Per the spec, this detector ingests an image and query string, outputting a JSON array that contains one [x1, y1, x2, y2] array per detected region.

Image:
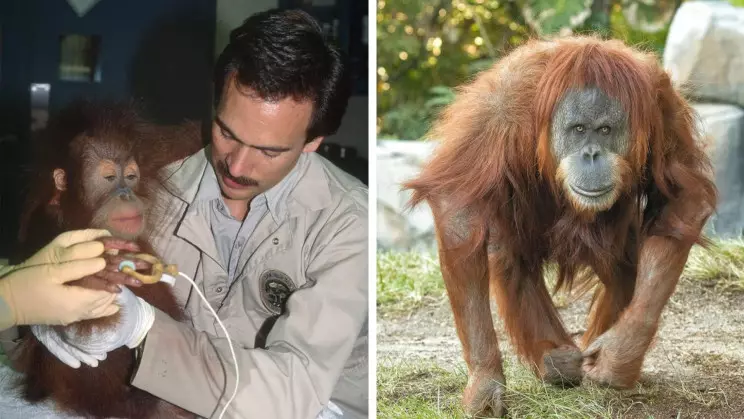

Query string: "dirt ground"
[[377, 280, 744, 418]]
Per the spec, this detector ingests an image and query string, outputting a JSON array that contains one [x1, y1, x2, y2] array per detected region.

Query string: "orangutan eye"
[[574, 124, 585, 133], [126, 174, 137, 181], [599, 126, 611, 135], [104, 175, 116, 182]]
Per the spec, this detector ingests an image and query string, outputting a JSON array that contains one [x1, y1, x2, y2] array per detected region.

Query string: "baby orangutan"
[[10, 100, 202, 419]]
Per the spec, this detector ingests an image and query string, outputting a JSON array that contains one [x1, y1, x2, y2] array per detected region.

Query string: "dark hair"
[[213, 9, 350, 142]]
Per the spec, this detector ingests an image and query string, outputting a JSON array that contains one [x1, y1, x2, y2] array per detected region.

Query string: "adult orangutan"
[[9, 100, 202, 419], [403, 35, 717, 417]]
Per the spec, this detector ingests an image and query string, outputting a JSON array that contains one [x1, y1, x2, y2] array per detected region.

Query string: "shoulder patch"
[[259, 270, 297, 315]]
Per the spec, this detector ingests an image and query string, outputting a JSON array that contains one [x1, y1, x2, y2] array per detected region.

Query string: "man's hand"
[[30, 322, 109, 368], [31, 285, 155, 368], [0, 260, 120, 327], [14, 229, 114, 269], [2, 229, 149, 294], [0, 229, 133, 327]]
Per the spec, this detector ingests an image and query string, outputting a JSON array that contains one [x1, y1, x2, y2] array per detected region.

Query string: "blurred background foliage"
[[376, 0, 744, 141]]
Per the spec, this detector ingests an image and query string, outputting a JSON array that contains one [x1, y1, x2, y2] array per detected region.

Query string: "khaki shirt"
[[130, 148, 369, 419]]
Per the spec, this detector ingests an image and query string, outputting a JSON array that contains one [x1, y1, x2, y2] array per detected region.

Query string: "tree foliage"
[[377, 0, 685, 141]]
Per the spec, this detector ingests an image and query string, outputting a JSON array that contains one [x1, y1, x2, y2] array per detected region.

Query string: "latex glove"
[[0, 257, 120, 327], [32, 285, 154, 368], [14, 229, 113, 270]]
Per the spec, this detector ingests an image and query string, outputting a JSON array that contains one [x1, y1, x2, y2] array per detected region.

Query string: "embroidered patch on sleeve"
[[259, 270, 297, 315]]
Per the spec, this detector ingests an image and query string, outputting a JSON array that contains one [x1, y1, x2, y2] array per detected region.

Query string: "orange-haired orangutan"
[[404, 36, 717, 417], [9, 100, 202, 419]]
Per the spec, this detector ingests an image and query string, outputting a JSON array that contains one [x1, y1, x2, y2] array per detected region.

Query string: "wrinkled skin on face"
[[55, 140, 146, 241], [209, 73, 324, 220], [551, 87, 631, 212], [50, 138, 149, 293]]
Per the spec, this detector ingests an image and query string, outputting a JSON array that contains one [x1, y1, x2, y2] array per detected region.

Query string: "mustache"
[[217, 160, 258, 187]]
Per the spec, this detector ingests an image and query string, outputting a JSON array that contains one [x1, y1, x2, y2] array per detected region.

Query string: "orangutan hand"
[[581, 320, 657, 388], [70, 237, 151, 293]]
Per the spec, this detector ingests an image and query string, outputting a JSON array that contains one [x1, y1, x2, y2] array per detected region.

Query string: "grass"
[[377, 357, 621, 419], [376, 239, 744, 418], [685, 239, 744, 291], [377, 355, 730, 419], [377, 239, 744, 317], [376, 251, 450, 317]]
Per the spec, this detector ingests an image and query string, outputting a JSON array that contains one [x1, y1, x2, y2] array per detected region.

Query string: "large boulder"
[[693, 103, 744, 238], [663, 1, 744, 108], [376, 139, 438, 251]]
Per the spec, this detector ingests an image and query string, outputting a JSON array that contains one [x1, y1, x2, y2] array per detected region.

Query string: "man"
[[30, 8, 368, 419]]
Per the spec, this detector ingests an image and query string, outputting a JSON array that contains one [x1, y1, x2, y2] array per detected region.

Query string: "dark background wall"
[[0, 0, 216, 258], [0, 0, 215, 123]]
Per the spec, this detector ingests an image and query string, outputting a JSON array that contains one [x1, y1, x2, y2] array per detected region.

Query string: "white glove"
[[317, 401, 344, 419], [30, 324, 108, 368], [31, 285, 155, 369]]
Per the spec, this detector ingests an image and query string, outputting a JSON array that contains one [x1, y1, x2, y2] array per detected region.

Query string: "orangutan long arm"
[[622, 235, 691, 327], [622, 196, 713, 328]]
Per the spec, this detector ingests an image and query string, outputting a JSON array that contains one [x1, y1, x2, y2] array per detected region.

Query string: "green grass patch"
[[377, 359, 470, 418], [376, 251, 448, 316], [377, 240, 744, 315], [377, 356, 643, 419], [684, 239, 744, 291], [376, 356, 730, 419]]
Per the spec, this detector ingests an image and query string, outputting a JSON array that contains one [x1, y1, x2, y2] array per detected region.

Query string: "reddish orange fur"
[[403, 35, 717, 415], [9, 100, 203, 419]]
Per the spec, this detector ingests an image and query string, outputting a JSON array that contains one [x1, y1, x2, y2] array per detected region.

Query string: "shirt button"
[[272, 238, 279, 245], [216, 286, 223, 293]]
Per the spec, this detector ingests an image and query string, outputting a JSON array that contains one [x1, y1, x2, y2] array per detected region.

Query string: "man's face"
[[211, 78, 322, 206]]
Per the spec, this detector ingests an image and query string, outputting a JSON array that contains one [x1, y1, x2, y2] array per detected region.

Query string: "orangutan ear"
[[49, 169, 67, 206], [53, 169, 67, 192]]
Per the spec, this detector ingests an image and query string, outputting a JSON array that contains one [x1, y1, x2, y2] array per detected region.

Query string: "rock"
[[376, 139, 438, 251], [663, 1, 744, 108], [693, 103, 744, 238]]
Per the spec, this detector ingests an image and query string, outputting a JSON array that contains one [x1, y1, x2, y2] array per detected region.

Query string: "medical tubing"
[[117, 260, 239, 418], [176, 271, 240, 419]]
